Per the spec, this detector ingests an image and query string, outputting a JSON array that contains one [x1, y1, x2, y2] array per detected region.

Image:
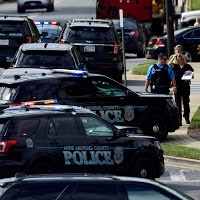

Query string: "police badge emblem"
[[124, 106, 134, 122], [114, 146, 123, 164]]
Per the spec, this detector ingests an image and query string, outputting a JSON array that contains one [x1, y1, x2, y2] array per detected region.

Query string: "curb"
[[164, 155, 200, 169]]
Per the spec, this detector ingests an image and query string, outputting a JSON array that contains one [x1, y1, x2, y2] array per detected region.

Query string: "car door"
[[45, 114, 89, 173], [78, 115, 128, 175], [84, 76, 145, 127]]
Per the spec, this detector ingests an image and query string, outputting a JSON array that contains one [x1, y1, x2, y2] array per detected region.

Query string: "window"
[[193, 29, 200, 38], [87, 77, 127, 97], [17, 80, 59, 102], [58, 78, 89, 99], [68, 184, 117, 200], [80, 117, 113, 136], [12, 183, 69, 200], [49, 117, 79, 136], [125, 184, 180, 200], [0, 85, 18, 101], [5, 119, 39, 137]]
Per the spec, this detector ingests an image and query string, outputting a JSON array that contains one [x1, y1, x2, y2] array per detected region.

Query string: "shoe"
[[185, 119, 190, 124]]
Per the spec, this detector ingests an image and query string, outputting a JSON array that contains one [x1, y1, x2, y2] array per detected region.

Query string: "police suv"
[[0, 70, 180, 142], [0, 103, 164, 179]]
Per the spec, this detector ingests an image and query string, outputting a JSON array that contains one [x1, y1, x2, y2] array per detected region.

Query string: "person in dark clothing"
[[144, 53, 177, 95], [169, 54, 194, 125]]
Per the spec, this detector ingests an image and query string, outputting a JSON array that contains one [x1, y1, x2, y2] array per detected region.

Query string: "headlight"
[[166, 99, 177, 107]]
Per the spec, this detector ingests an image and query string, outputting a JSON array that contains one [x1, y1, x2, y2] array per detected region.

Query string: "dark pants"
[[175, 87, 190, 123]]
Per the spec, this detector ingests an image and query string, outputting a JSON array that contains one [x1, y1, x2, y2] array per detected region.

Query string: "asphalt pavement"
[[126, 62, 200, 168]]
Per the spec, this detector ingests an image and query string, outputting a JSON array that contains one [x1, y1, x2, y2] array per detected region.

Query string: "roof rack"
[[70, 18, 112, 26], [52, 69, 88, 76]]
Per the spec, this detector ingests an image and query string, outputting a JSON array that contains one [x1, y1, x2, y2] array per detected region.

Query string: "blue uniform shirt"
[[146, 62, 175, 81]]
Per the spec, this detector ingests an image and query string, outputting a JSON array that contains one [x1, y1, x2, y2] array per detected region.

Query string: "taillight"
[[155, 38, 164, 46], [26, 35, 34, 43], [113, 43, 120, 54], [59, 40, 66, 44], [129, 31, 139, 36], [0, 140, 18, 153], [9, 103, 21, 107]]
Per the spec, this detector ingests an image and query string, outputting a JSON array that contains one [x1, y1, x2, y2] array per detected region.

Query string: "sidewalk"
[[127, 62, 200, 167]]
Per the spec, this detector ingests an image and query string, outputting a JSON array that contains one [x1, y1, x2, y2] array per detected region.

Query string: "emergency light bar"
[[52, 69, 88, 76], [34, 21, 59, 26], [21, 100, 58, 106]]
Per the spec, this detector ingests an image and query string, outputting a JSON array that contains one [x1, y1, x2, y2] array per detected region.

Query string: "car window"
[[183, 31, 193, 38], [0, 21, 28, 35], [67, 27, 116, 43], [125, 184, 180, 200], [17, 51, 75, 69], [193, 29, 200, 38], [80, 117, 113, 136], [0, 84, 18, 101], [68, 184, 117, 200], [58, 78, 89, 99], [5, 119, 39, 137], [17, 80, 59, 102], [49, 117, 79, 136], [10, 183, 69, 200], [87, 77, 127, 97]]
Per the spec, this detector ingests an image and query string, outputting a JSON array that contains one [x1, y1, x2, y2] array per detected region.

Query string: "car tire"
[[143, 114, 168, 142], [132, 157, 156, 179], [17, 6, 25, 13], [28, 162, 55, 174], [182, 51, 192, 62]]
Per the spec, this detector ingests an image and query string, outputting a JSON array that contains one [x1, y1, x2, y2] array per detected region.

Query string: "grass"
[[190, 106, 200, 128], [132, 61, 157, 75], [191, 0, 200, 10], [162, 144, 200, 160]]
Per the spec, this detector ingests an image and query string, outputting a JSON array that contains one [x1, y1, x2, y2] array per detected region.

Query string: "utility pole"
[[165, 0, 174, 57]]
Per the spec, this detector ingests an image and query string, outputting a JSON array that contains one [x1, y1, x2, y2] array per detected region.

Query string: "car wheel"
[[18, 6, 25, 13], [182, 51, 192, 62], [132, 157, 156, 179], [143, 114, 168, 142], [29, 162, 55, 174]]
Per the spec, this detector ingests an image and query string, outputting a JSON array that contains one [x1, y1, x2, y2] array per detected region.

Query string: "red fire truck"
[[96, 0, 165, 36]]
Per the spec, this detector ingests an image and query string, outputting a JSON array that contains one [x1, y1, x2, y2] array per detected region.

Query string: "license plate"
[[84, 46, 95, 52], [0, 40, 9, 45]]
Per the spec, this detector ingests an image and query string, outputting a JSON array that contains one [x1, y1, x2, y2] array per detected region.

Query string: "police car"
[[34, 21, 62, 43], [0, 70, 180, 142], [0, 102, 164, 179]]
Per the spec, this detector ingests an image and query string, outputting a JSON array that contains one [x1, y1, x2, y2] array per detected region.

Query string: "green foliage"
[[162, 144, 200, 160], [192, 0, 200, 10], [190, 106, 200, 128], [132, 61, 157, 75]]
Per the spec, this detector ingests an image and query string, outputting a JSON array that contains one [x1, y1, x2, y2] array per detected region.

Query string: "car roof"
[[0, 15, 28, 21], [20, 43, 73, 52], [67, 18, 113, 28], [0, 70, 100, 84], [1, 104, 94, 118]]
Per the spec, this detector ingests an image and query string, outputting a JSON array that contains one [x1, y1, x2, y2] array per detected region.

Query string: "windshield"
[[0, 86, 18, 101], [67, 27, 116, 43], [16, 51, 76, 69]]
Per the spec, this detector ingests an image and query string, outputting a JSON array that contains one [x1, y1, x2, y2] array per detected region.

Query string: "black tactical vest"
[[151, 64, 171, 88]]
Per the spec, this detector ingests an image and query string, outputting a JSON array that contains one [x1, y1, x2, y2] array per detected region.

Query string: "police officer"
[[144, 53, 177, 95]]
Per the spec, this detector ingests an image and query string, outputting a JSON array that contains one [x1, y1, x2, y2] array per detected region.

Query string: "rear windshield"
[[0, 119, 9, 136], [37, 26, 62, 36], [67, 27, 116, 43], [0, 85, 18, 101], [0, 21, 29, 36], [16, 51, 76, 69], [113, 20, 138, 30]]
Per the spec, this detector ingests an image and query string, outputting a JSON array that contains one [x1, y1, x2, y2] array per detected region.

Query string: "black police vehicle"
[[0, 15, 40, 68], [0, 70, 179, 142], [10, 43, 86, 71], [0, 174, 193, 200], [58, 19, 123, 83], [0, 103, 164, 179]]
